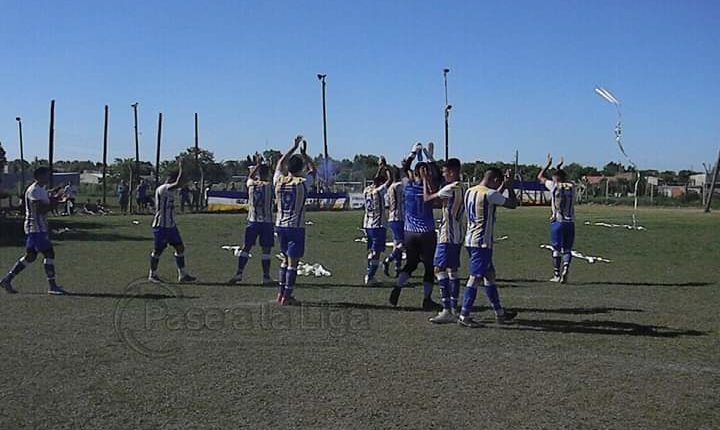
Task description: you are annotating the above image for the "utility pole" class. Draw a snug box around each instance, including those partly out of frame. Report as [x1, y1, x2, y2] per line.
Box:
[155, 113, 163, 189]
[443, 68, 451, 162]
[194, 112, 200, 211]
[704, 149, 720, 213]
[131, 102, 140, 213]
[15, 116, 25, 191]
[102, 105, 109, 206]
[48, 100, 55, 187]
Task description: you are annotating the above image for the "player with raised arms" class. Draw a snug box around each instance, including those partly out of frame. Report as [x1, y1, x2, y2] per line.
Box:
[421, 158, 466, 323]
[362, 157, 392, 285]
[148, 158, 197, 284]
[229, 153, 275, 285]
[1, 167, 68, 295]
[537, 154, 576, 283]
[388, 143, 441, 311]
[274, 135, 316, 305]
[458, 167, 519, 328]
[381, 165, 405, 278]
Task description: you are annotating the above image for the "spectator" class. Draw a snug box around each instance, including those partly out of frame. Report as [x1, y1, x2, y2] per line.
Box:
[118, 180, 129, 214]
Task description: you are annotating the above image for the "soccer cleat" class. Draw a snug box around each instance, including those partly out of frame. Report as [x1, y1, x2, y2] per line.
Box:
[262, 276, 275, 286]
[280, 296, 300, 306]
[389, 287, 401, 307]
[178, 274, 197, 283]
[364, 275, 379, 286]
[560, 268, 570, 284]
[1, 278, 18, 294]
[276, 292, 283, 304]
[495, 310, 518, 324]
[148, 273, 163, 284]
[429, 309, 457, 324]
[382, 260, 391, 278]
[422, 297, 442, 312]
[549, 275, 562, 283]
[47, 286, 68, 296]
[227, 273, 243, 285]
[457, 315, 482, 328]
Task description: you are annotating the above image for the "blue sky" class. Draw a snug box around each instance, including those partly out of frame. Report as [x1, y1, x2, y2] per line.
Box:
[0, 0, 718, 171]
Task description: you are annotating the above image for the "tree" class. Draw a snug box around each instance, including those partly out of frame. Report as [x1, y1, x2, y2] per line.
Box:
[602, 161, 623, 176]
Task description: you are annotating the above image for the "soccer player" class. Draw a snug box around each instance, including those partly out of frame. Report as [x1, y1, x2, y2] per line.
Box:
[148, 159, 197, 283]
[421, 158, 466, 323]
[274, 135, 316, 305]
[459, 167, 519, 328]
[362, 158, 392, 285]
[228, 153, 275, 285]
[388, 144, 441, 311]
[1, 167, 68, 295]
[537, 154, 575, 283]
[382, 166, 405, 278]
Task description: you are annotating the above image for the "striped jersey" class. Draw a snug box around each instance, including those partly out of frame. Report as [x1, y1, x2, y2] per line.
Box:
[24, 182, 50, 234]
[404, 181, 435, 233]
[464, 185, 507, 249]
[386, 181, 404, 223]
[247, 178, 273, 223]
[274, 170, 314, 228]
[152, 184, 176, 228]
[545, 180, 575, 222]
[437, 181, 466, 244]
[363, 183, 387, 229]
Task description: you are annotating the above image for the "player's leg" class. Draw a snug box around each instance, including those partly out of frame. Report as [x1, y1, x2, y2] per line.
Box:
[276, 228, 289, 301]
[549, 221, 562, 282]
[428, 244, 457, 323]
[447, 244, 462, 313]
[280, 228, 305, 305]
[420, 232, 439, 310]
[231, 223, 258, 283]
[560, 222, 575, 283]
[1, 246, 38, 293]
[259, 223, 275, 284]
[383, 222, 404, 277]
[389, 232, 418, 306]
[481, 261, 517, 323]
[148, 228, 167, 283]
[365, 228, 385, 285]
[41, 246, 66, 295]
[170, 228, 195, 283]
[457, 247, 485, 328]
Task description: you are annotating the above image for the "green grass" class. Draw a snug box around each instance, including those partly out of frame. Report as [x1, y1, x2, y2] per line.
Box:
[0, 206, 718, 429]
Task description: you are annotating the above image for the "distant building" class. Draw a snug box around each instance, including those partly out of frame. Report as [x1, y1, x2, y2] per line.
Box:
[80, 170, 104, 184]
[657, 185, 686, 198]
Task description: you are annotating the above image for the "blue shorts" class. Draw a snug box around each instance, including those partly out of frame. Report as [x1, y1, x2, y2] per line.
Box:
[467, 247, 494, 278]
[388, 221, 405, 243]
[550, 221, 575, 253]
[244, 222, 275, 248]
[26, 232, 52, 253]
[153, 227, 183, 250]
[434, 243, 462, 269]
[277, 227, 306, 259]
[365, 227, 387, 254]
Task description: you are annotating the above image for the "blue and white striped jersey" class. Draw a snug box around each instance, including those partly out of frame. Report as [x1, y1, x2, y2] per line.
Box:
[437, 181, 466, 245]
[363, 183, 387, 229]
[464, 185, 507, 249]
[24, 183, 50, 234]
[247, 178, 274, 223]
[274, 170, 314, 228]
[152, 184, 176, 229]
[404, 181, 435, 233]
[545, 180, 575, 223]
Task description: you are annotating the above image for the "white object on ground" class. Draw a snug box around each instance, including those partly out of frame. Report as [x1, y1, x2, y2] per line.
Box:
[539, 244, 612, 264]
[52, 227, 72, 235]
[132, 220, 141, 225]
[221, 245, 251, 258]
[583, 221, 646, 231]
[305, 220, 314, 225]
[274, 254, 332, 277]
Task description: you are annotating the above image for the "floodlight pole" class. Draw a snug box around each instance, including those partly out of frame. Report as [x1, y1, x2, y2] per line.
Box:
[15, 116, 26, 191]
[102, 105, 109, 206]
[48, 100, 55, 187]
[318, 74, 328, 161]
[443, 68, 450, 162]
[155, 113, 163, 189]
[131, 102, 140, 213]
[704, 149, 720, 213]
[194, 112, 200, 211]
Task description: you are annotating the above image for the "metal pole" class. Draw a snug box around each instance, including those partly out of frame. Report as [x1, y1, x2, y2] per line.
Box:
[155, 113, 162, 189]
[15, 117, 25, 191]
[704, 149, 720, 213]
[102, 105, 109, 206]
[194, 113, 199, 210]
[443, 68, 450, 162]
[131, 102, 139, 213]
[48, 100, 55, 187]
[317, 74, 328, 192]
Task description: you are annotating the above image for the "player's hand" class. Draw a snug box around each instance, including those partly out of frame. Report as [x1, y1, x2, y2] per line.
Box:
[378, 156, 387, 167]
[293, 135, 303, 149]
[301, 139, 308, 155]
[546, 153, 553, 167]
[557, 157, 564, 169]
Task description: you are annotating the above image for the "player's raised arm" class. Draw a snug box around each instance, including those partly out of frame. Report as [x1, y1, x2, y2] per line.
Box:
[401, 144, 419, 180]
[247, 153, 262, 180]
[537, 153, 553, 183]
[419, 166, 441, 202]
[276, 135, 302, 176]
[555, 156, 564, 171]
[300, 140, 316, 176]
[501, 169, 519, 209]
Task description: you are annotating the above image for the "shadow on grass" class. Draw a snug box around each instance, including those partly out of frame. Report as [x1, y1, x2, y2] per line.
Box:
[17, 291, 199, 300]
[499, 278, 713, 288]
[53, 231, 148, 242]
[495, 318, 706, 338]
[301, 300, 428, 313]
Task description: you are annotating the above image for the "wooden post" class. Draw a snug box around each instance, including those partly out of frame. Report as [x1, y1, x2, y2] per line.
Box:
[102, 105, 109, 206]
[15, 117, 26, 191]
[131, 102, 139, 213]
[194, 113, 200, 211]
[155, 113, 162, 189]
[704, 149, 720, 213]
[48, 100, 55, 187]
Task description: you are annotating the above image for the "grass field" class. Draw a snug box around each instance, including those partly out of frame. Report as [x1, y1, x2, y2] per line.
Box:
[0, 206, 718, 429]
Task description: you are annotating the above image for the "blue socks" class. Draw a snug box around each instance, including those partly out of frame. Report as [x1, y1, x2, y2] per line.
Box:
[149, 252, 160, 273]
[43, 258, 57, 288]
[284, 267, 297, 298]
[423, 281, 433, 299]
[367, 258, 379, 279]
[278, 266, 287, 296]
[4, 258, 28, 282]
[261, 254, 271, 278]
[461, 285, 477, 317]
[449, 274, 460, 310]
[236, 251, 249, 275]
[484, 284, 502, 312]
[437, 272, 451, 310]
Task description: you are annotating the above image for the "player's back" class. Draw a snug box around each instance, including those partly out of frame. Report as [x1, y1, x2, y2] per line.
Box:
[247, 179, 274, 223]
[404, 181, 435, 233]
[438, 181, 466, 244]
[548, 181, 575, 222]
[24, 183, 49, 234]
[464, 185, 500, 248]
[386, 181, 404, 223]
[363, 184, 385, 229]
[275, 174, 309, 228]
[152, 184, 176, 228]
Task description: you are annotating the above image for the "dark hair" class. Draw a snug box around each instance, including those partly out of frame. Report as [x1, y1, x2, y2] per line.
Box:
[258, 164, 271, 179]
[288, 154, 304, 174]
[33, 166, 50, 179]
[167, 170, 180, 182]
[392, 165, 401, 182]
[414, 161, 428, 175]
[554, 169, 568, 181]
[446, 158, 461, 172]
[484, 167, 503, 181]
